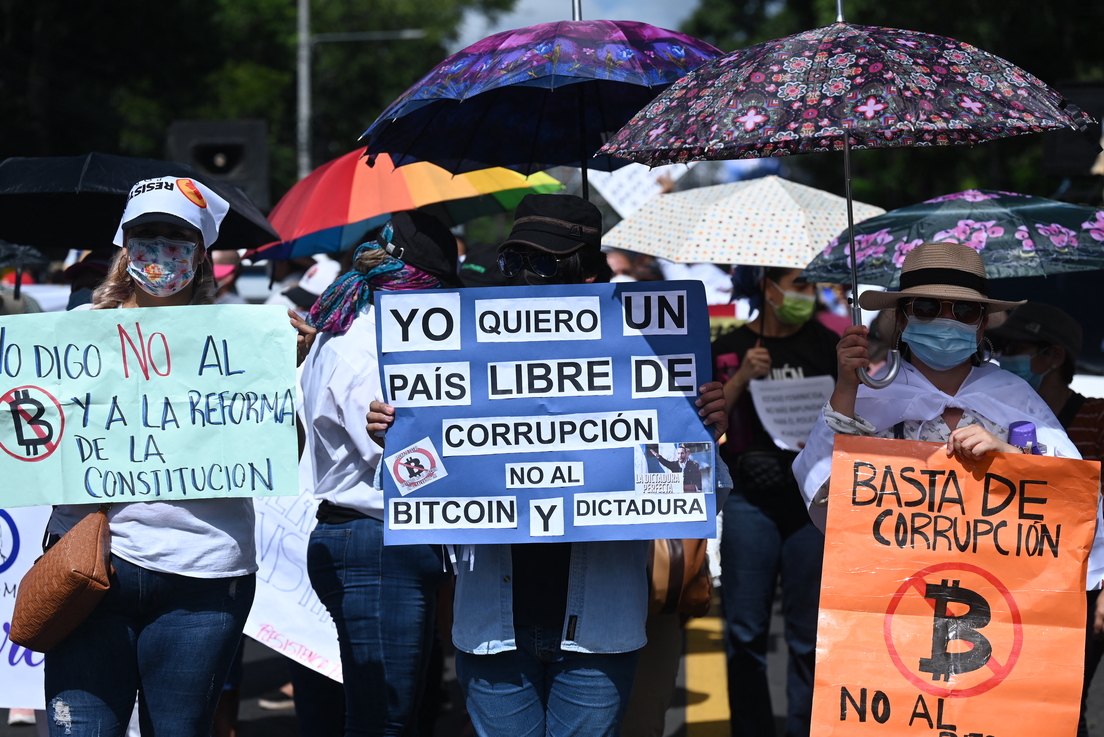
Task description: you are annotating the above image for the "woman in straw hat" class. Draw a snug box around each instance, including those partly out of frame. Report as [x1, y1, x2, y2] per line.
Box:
[793, 241, 1104, 589]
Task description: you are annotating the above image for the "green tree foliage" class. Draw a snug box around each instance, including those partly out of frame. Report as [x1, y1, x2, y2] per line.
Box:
[681, 0, 1104, 207]
[0, 0, 514, 204]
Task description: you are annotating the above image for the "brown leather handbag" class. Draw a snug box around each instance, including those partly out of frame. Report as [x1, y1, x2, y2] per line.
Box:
[9, 505, 113, 653]
[647, 538, 713, 619]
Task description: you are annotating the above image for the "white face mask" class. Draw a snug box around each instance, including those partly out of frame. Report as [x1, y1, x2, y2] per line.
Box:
[126, 237, 198, 297]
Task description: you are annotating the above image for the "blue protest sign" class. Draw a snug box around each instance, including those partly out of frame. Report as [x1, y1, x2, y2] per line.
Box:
[376, 281, 716, 545]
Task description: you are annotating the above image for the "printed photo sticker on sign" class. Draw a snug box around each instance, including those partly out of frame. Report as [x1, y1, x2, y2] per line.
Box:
[635, 442, 713, 494]
[475, 297, 602, 343]
[383, 362, 471, 407]
[385, 436, 448, 495]
[379, 293, 461, 353]
[630, 354, 696, 399]
[487, 358, 613, 400]
[622, 290, 687, 336]
[530, 497, 565, 537]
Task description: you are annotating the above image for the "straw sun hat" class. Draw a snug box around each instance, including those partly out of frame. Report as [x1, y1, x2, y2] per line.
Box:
[858, 242, 1024, 324]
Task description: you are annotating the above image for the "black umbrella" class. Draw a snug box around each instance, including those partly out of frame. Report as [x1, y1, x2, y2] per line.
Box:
[0, 153, 278, 258]
[0, 241, 47, 300]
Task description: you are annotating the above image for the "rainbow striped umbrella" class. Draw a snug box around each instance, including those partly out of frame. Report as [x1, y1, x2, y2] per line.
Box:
[255, 148, 562, 260]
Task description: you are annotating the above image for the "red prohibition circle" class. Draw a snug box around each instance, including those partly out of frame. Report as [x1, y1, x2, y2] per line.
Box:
[392, 448, 436, 485]
[0, 385, 65, 462]
[883, 562, 1023, 698]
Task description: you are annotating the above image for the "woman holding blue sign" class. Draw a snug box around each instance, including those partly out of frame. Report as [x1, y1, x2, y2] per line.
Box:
[368, 194, 730, 737]
[44, 177, 259, 737]
[299, 210, 461, 736]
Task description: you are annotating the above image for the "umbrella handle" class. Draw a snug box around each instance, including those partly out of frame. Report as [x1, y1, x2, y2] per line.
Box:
[851, 304, 900, 389]
[858, 350, 900, 389]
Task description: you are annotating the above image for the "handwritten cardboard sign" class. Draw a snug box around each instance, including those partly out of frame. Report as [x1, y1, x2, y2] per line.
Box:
[813, 435, 1099, 736]
[0, 305, 298, 507]
[376, 281, 717, 545]
[244, 491, 342, 681]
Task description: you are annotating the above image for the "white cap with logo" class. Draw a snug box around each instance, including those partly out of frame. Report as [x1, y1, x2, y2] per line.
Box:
[113, 176, 229, 248]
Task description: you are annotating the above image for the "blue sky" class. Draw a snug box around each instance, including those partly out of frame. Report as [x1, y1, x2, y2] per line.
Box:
[452, 0, 700, 50]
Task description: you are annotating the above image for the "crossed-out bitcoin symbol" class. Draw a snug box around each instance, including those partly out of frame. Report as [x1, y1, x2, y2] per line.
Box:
[0, 385, 64, 462]
[884, 563, 1022, 698]
[918, 579, 993, 681]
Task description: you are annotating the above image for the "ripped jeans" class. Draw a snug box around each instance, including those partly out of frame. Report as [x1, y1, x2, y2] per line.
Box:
[43, 555, 255, 737]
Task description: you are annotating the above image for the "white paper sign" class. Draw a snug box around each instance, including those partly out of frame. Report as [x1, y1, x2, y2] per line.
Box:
[245, 492, 342, 681]
[0, 506, 52, 709]
[588, 162, 697, 219]
[747, 376, 835, 452]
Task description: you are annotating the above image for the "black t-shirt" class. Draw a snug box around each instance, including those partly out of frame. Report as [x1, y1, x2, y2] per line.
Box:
[511, 543, 571, 628]
[711, 320, 839, 463]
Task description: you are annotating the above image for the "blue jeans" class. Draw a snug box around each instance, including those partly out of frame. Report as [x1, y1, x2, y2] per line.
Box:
[456, 624, 640, 737]
[721, 490, 823, 737]
[308, 516, 447, 736]
[43, 555, 255, 737]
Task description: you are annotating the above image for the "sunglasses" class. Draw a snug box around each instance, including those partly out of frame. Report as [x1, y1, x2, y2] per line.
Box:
[498, 249, 563, 278]
[904, 297, 986, 325]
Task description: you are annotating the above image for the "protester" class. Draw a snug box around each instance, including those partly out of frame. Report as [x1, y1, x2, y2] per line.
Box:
[299, 210, 460, 736]
[366, 194, 728, 737]
[712, 265, 836, 737]
[986, 302, 1104, 737]
[61, 255, 110, 310]
[212, 249, 247, 304]
[43, 176, 258, 737]
[282, 258, 341, 315]
[793, 243, 1104, 580]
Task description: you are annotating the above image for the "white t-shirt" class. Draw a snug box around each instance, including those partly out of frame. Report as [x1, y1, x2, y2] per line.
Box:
[299, 304, 385, 518]
[49, 302, 257, 577]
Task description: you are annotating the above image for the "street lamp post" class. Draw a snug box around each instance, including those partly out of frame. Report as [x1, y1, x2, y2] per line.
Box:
[296, 0, 426, 180]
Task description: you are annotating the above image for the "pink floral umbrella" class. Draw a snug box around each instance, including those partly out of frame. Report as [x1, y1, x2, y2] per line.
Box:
[600, 15, 1095, 387]
[802, 189, 1104, 286]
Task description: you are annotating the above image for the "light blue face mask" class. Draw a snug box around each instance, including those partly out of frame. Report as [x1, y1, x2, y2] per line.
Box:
[1000, 352, 1049, 390]
[902, 317, 980, 371]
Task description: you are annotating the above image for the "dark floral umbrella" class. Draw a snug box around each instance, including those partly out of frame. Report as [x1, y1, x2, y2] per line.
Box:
[600, 23, 1091, 163]
[601, 19, 1094, 387]
[802, 189, 1104, 286]
[361, 20, 720, 194]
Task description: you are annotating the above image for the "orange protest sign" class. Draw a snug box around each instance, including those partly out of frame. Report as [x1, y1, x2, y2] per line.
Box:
[812, 435, 1100, 737]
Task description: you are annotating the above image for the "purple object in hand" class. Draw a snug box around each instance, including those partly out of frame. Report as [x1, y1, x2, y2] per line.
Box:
[1008, 421, 1041, 454]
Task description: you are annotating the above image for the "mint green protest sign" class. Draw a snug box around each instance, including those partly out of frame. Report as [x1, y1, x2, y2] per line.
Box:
[0, 305, 298, 507]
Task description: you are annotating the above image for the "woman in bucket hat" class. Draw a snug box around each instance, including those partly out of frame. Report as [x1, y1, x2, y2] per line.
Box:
[792, 242, 1104, 590]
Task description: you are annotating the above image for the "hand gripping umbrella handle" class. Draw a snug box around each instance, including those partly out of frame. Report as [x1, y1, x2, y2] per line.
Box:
[851, 305, 900, 388]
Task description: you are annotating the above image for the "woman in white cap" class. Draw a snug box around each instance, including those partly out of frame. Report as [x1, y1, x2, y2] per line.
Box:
[793, 242, 1104, 588]
[44, 177, 258, 737]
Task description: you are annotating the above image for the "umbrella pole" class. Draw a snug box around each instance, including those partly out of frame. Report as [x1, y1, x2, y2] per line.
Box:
[843, 134, 899, 389]
[13, 265, 21, 301]
[578, 83, 590, 200]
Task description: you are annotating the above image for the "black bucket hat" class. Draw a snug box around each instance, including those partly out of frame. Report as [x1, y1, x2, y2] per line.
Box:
[498, 194, 602, 255]
[382, 210, 462, 287]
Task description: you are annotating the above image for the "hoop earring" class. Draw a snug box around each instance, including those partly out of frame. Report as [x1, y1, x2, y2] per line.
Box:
[977, 337, 994, 363]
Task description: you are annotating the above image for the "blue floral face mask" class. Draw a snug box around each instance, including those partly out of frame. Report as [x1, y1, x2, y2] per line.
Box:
[1000, 352, 1050, 390]
[902, 317, 980, 371]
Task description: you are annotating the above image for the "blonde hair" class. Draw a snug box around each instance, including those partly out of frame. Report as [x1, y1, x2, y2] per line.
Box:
[92, 245, 217, 309]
